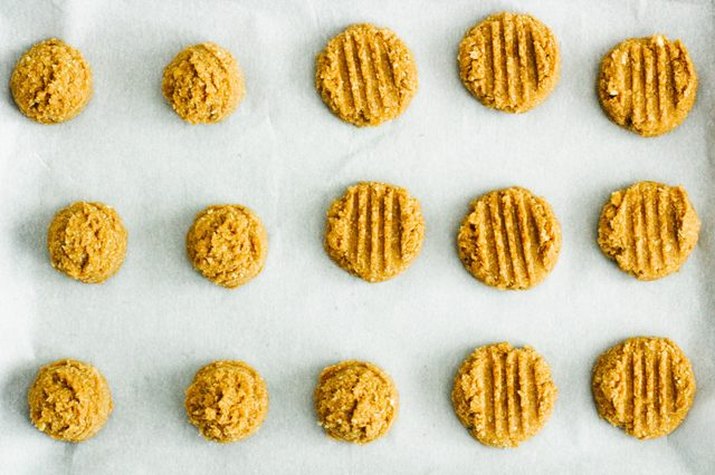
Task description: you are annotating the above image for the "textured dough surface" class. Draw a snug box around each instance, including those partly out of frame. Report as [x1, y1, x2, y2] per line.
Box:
[458, 12, 560, 113]
[452, 343, 557, 448]
[10, 38, 93, 124]
[598, 181, 700, 280]
[325, 182, 424, 282]
[592, 337, 696, 439]
[185, 360, 269, 443]
[598, 35, 697, 137]
[457, 187, 561, 290]
[314, 360, 398, 444]
[28, 359, 113, 442]
[316, 23, 418, 126]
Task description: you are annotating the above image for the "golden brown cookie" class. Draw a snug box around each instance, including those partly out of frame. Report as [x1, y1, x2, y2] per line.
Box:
[186, 205, 268, 288]
[458, 12, 560, 113]
[315, 23, 418, 126]
[185, 360, 269, 443]
[162, 42, 245, 124]
[457, 187, 561, 290]
[28, 359, 113, 442]
[314, 360, 398, 444]
[598, 35, 697, 137]
[325, 182, 424, 282]
[10, 38, 93, 124]
[47, 202, 128, 284]
[592, 337, 696, 439]
[452, 343, 557, 448]
[598, 181, 700, 281]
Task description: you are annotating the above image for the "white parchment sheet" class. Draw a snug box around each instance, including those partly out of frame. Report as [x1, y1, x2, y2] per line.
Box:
[0, 0, 714, 473]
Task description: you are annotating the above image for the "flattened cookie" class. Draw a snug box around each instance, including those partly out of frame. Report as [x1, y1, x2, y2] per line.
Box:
[458, 12, 560, 113]
[315, 23, 418, 126]
[314, 360, 398, 444]
[592, 337, 696, 439]
[452, 343, 557, 448]
[598, 181, 700, 280]
[457, 187, 561, 290]
[598, 35, 697, 137]
[325, 182, 424, 282]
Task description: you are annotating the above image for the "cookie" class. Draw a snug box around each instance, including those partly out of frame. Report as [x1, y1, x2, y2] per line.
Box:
[314, 360, 398, 444]
[10, 38, 93, 124]
[598, 181, 700, 281]
[28, 359, 113, 442]
[325, 182, 424, 282]
[186, 205, 268, 288]
[458, 12, 560, 113]
[592, 337, 696, 439]
[452, 343, 557, 448]
[315, 23, 418, 126]
[598, 35, 697, 137]
[457, 187, 561, 290]
[162, 42, 245, 124]
[47, 202, 128, 284]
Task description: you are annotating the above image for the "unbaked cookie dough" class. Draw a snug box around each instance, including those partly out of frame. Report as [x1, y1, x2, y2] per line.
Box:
[598, 35, 697, 137]
[28, 359, 113, 442]
[315, 23, 418, 126]
[162, 42, 245, 124]
[314, 360, 398, 444]
[592, 337, 696, 439]
[47, 202, 128, 284]
[186, 205, 268, 288]
[458, 12, 560, 113]
[10, 38, 93, 124]
[185, 360, 269, 443]
[597, 181, 700, 280]
[457, 187, 561, 290]
[452, 342, 557, 448]
[325, 182, 424, 282]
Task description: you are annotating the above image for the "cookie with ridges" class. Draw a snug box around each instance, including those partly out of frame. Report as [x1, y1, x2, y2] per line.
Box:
[592, 337, 696, 439]
[316, 23, 418, 126]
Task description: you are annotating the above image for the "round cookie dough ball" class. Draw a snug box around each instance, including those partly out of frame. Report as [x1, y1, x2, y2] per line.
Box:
[47, 201, 128, 284]
[598, 35, 697, 137]
[314, 360, 398, 444]
[10, 38, 93, 124]
[458, 12, 560, 113]
[186, 205, 268, 288]
[325, 182, 424, 283]
[452, 343, 558, 448]
[592, 337, 696, 439]
[316, 23, 418, 127]
[457, 186, 561, 290]
[28, 359, 113, 442]
[185, 360, 269, 443]
[598, 181, 700, 280]
[162, 42, 245, 124]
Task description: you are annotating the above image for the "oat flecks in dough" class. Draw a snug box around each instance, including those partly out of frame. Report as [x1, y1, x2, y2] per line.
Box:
[315, 23, 418, 127]
[314, 360, 399, 444]
[162, 42, 245, 124]
[10, 38, 93, 124]
[598, 35, 697, 137]
[185, 360, 269, 443]
[28, 359, 113, 443]
[592, 337, 696, 439]
[597, 181, 700, 281]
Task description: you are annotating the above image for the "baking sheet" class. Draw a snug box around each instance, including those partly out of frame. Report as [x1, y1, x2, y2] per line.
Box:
[0, 0, 714, 473]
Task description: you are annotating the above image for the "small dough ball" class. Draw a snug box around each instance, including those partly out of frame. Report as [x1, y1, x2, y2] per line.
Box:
[10, 38, 93, 124]
[162, 42, 245, 124]
[28, 359, 113, 442]
[314, 360, 399, 444]
[186, 205, 268, 288]
[185, 360, 269, 443]
[47, 202, 128, 284]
